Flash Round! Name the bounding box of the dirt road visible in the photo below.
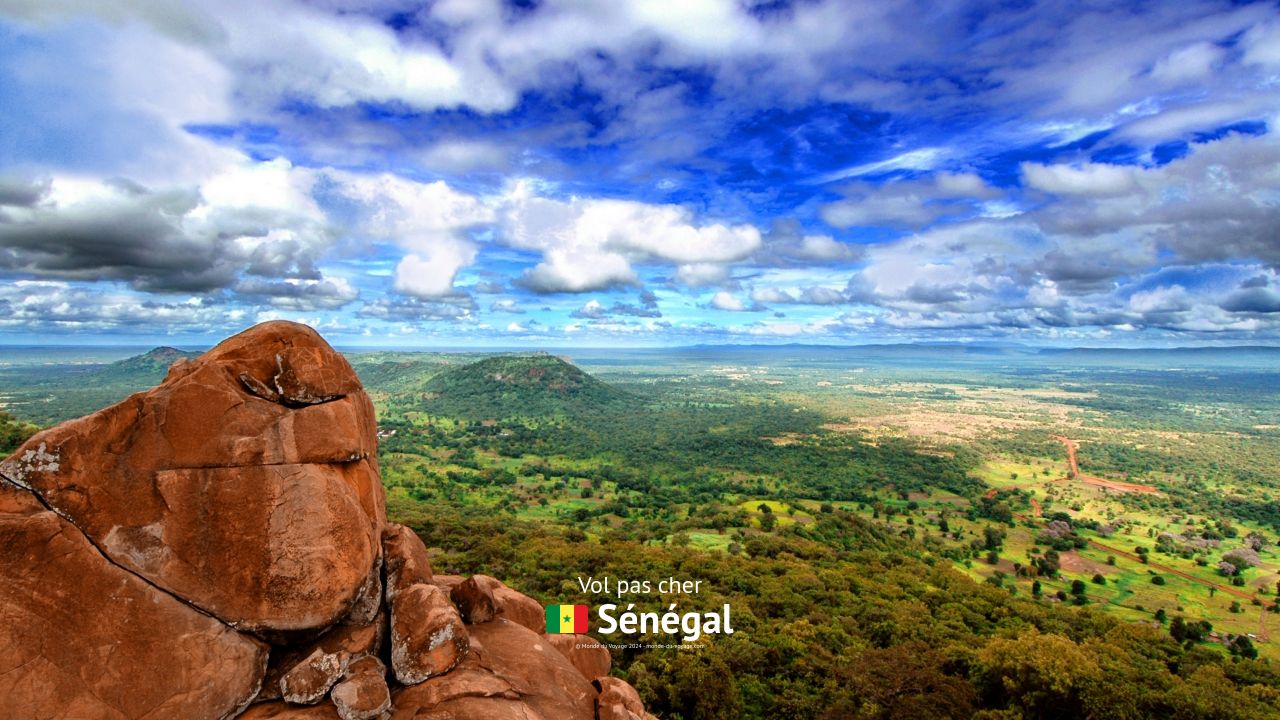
[1086,537,1258,602]
[1054,435,1158,494]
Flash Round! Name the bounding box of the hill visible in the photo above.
[421,354,631,419]
[89,346,200,385]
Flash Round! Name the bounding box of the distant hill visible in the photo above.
[89,346,200,385]
[420,354,631,419]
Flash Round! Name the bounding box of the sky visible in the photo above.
[0,0,1278,347]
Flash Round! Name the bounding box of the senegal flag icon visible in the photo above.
[546,604,588,634]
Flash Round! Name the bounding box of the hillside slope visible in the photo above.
[421,354,632,418]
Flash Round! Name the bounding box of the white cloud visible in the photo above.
[501,181,760,293]
[1241,19,1280,69]
[419,140,510,173]
[1021,162,1139,197]
[674,262,732,287]
[0,280,239,332]
[750,287,795,304]
[1150,41,1224,84]
[710,291,746,311]
[0,158,337,294]
[518,249,639,293]
[816,147,946,184]
[1128,285,1193,314]
[392,244,476,299]
[333,171,493,298]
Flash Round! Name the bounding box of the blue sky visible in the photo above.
[0,0,1279,347]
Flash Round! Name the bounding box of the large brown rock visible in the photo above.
[450,574,545,633]
[544,633,612,681]
[392,619,597,720]
[389,583,470,684]
[0,480,268,720]
[0,321,385,636]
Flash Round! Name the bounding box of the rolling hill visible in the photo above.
[420,354,631,419]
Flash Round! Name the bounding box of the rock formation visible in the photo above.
[0,321,654,720]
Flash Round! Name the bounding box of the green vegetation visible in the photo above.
[0,410,37,454]
[396,500,1280,720]
[4,344,1280,719]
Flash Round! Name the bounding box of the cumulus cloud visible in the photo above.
[749,287,795,305]
[333,171,493,298]
[0,160,338,296]
[711,291,759,312]
[393,244,477,299]
[1022,162,1139,197]
[1025,128,1280,268]
[501,182,760,293]
[674,263,733,288]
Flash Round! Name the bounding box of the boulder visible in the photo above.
[389,583,469,684]
[0,480,268,720]
[0,321,384,636]
[331,656,392,720]
[544,633,612,680]
[595,677,653,720]
[382,523,433,599]
[260,613,386,702]
[392,619,597,719]
[280,648,347,705]
[451,574,545,633]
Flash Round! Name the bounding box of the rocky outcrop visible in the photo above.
[0,321,653,720]
[0,321,383,636]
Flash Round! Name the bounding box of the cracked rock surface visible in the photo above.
[0,320,653,720]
